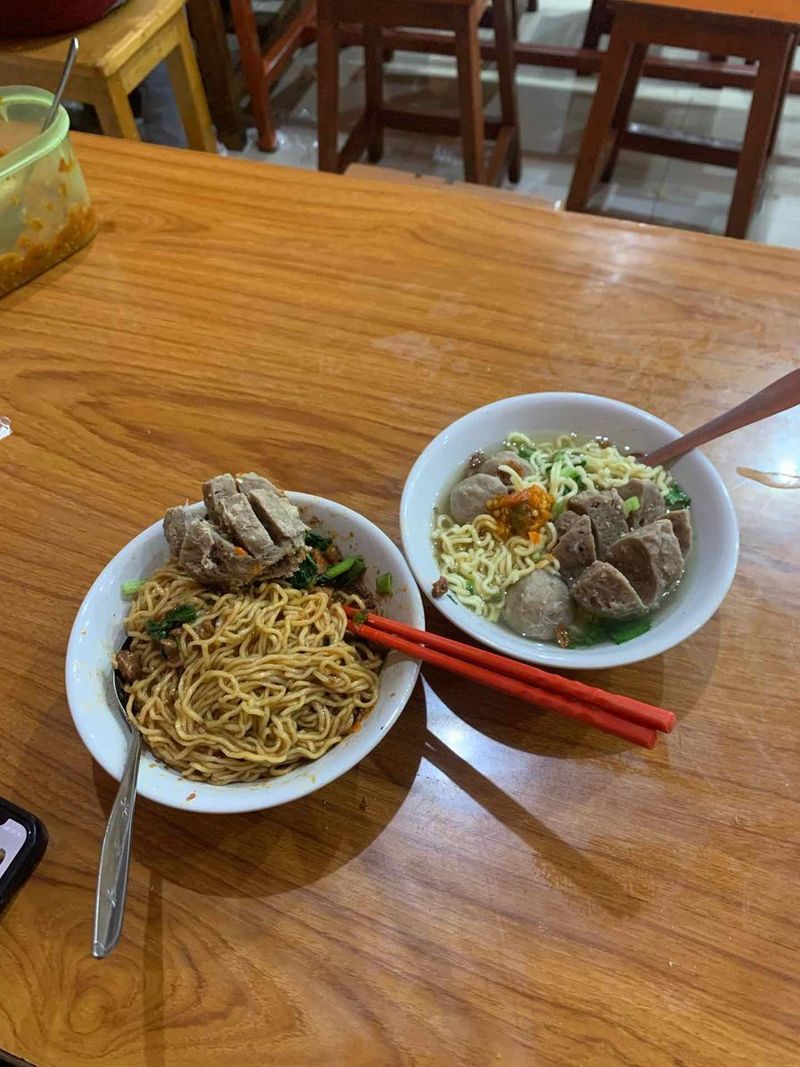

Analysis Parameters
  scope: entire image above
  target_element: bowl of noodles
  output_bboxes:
[67,490,424,813]
[401,393,738,670]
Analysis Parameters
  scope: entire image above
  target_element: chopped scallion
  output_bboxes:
[376,572,394,596]
[317,555,367,587]
[623,495,640,516]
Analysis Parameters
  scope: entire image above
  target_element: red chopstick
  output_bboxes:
[345,608,674,733]
[345,608,675,748]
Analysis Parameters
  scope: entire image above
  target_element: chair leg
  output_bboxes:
[317,0,341,172]
[186,0,246,151]
[600,40,647,182]
[582,0,611,51]
[454,4,486,184]
[94,75,141,140]
[566,21,637,213]
[364,24,384,164]
[492,0,521,183]
[727,31,795,239]
[230,0,278,151]
[164,13,217,152]
[768,35,796,157]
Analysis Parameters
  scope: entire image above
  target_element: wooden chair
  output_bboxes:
[0,0,216,151]
[229,0,315,151]
[186,0,247,150]
[565,0,798,238]
[582,0,613,50]
[317,0,521,186]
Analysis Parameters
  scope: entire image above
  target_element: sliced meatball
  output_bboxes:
[216,492,285,566]
[554,508,580,537]
[202,474,238,523]
[163,506,191,557]
[618,478,667,529]
[605,518,684,608]
[572,561,647,620]
[553,513,597,583]
[179,517,262,589]
[237,472,306,545]
[665,510,692,557]
[502,570,574,640]
[477,450,533,482]
[449,473,507,525]
[568,489,628,557]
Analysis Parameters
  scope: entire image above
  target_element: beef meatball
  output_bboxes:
[477,450,534,482]
[501,570,574,640]
[449,473,507,524]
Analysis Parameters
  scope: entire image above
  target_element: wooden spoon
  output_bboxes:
[642,367,800,467]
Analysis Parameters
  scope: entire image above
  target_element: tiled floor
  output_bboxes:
[146,0,800,248]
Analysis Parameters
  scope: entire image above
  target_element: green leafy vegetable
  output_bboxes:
[121,579,145,598]
[288,555,319,589]
[566,614,651,648]
[623,495,640,516]
[516,445,534,460]
[318,555,367,587]
[553,498,567,518]
[145,604,198,641]
[664,483,691,509]
[607,618,652,645]
[376,572,394,596]
[304,529,332,550]
[567,616,607,647]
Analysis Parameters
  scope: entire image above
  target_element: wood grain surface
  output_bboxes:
[1,134,799,1067]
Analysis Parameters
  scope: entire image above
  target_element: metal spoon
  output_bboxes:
[643,367,800,468]
[92,642,141,959]
[42,37,79,132]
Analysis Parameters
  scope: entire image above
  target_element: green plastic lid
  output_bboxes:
[0,85,70,180]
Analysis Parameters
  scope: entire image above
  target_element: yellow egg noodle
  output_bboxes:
[122,565,382,784]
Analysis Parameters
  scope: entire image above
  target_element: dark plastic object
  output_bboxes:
[0,797,47,913]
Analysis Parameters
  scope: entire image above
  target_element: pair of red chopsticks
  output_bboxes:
[344,607,675,748]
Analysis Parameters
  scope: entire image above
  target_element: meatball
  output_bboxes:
[478,450,534,482]
[501,570,574,640]
[449,473,507,525]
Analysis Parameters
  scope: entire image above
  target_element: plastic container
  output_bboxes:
[0,86,97,298]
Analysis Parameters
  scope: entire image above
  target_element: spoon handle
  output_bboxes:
[41,37,79,133]
[92,730,141,958]
[644,367,800,467]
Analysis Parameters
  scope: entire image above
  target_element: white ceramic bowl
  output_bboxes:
[66,493,423,814]
[401,392,739,670]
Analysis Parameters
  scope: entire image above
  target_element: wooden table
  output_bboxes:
[1,135,799,1067]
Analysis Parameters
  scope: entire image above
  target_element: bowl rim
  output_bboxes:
[400,391,740,670]
[66,492,424,813]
